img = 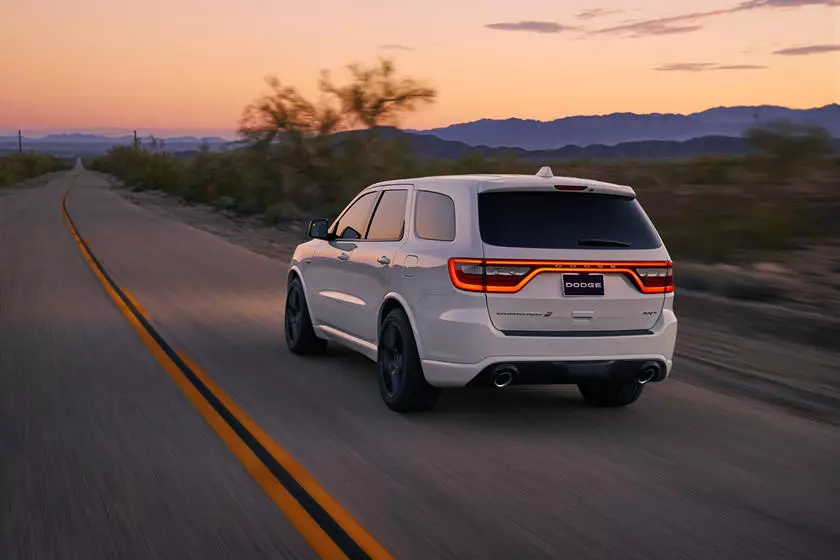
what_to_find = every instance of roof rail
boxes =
[536,166,553,178]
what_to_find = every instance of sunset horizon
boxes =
[3,100,839,140]
[3,0,838,135]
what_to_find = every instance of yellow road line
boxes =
[177,353,395,560]
[61,190,393,560]
[122,288,150,318]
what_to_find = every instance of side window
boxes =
[414,190,456,241]
[333,192,378,240]
[366,190,408,241]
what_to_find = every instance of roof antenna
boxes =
[536,166,553,178]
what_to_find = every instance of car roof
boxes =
[367,168,635,197]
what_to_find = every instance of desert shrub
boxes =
[715,272,790,303]
[263,201,303,224]
[0,154,70,187]
[745,121,834,180]
[212,196,236,211]
[684,158,736,185]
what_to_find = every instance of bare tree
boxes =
[319,58,436,130]
[238,59,437,208]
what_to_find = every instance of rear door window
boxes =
[478,191,661,249]
[366,189,408,241]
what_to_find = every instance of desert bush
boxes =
[745,121,834,180]
[263,201,303,224]
[212,196,236,211]
[715,272,791,303]
[0,154,70,187]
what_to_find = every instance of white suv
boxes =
[285,167,678,412]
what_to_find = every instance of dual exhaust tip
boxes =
[491,361,662,388]
[492,365,517,388]
[637,361,662,385]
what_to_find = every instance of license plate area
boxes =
[562,273,605,296]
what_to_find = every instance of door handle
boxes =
[337,252,349,261]
[377,256,391,265]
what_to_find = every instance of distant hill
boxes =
[0,134,229,156]
[413,104,840,150]
[335,127,840,161]
[3,114,839,161]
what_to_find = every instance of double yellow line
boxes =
[62,190,393,560]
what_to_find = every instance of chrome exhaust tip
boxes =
[492,365,517,388]
[637,361,661,385]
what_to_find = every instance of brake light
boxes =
[635,266,674,291]
[449,259,485,291]
[554,185,588,191]
[448,259,674,294]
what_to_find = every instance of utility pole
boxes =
[133,129,138,148]
[18,130,22,154]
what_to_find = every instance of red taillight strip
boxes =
[448,258,485,291]
[449,258,674,294]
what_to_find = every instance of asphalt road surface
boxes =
[2,167,840,560]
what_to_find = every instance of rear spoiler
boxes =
[479,167,637,198]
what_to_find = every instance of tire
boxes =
[578,379,644,407]
[377,308,439,412]
[284,277,326,355]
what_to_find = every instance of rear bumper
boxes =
[466,358,669,387]
[420,308,677,388]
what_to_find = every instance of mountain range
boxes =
[412,104,840,150]
[2,104,838,159]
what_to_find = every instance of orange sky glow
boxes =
[1,0,838,137]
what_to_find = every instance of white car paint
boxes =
[289,168,677,388]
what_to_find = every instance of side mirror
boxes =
[308,218,331,240]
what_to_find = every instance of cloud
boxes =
[594,8,738,36]
[595,0,838,37]
[576,8,623,20]
[716,64,768,69]
[655,62,766,71]
[654,62,718,72]
[378,44,414,51]
[485,21,577,34]
[741,0,839,7]
[773,44,840,55]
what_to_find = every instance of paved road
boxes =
[3,168,840,559]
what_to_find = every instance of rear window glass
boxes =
[415,191,456,241]
[478,191,661,249]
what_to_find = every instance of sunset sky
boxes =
[2,0,838,137]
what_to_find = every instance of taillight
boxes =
[636,265,674,292]
[484,265,532,287]
[449,258,674,294]
[449,259,485,291]
[448,259,534,292]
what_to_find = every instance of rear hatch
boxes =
[467,185,671,334]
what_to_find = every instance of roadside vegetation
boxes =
[0,154,70,188]
[89,59,840,274]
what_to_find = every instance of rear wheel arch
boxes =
[377,294,424,357]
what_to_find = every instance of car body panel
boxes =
[289,172,678,388]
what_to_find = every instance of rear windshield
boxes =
[478,191,661,249]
